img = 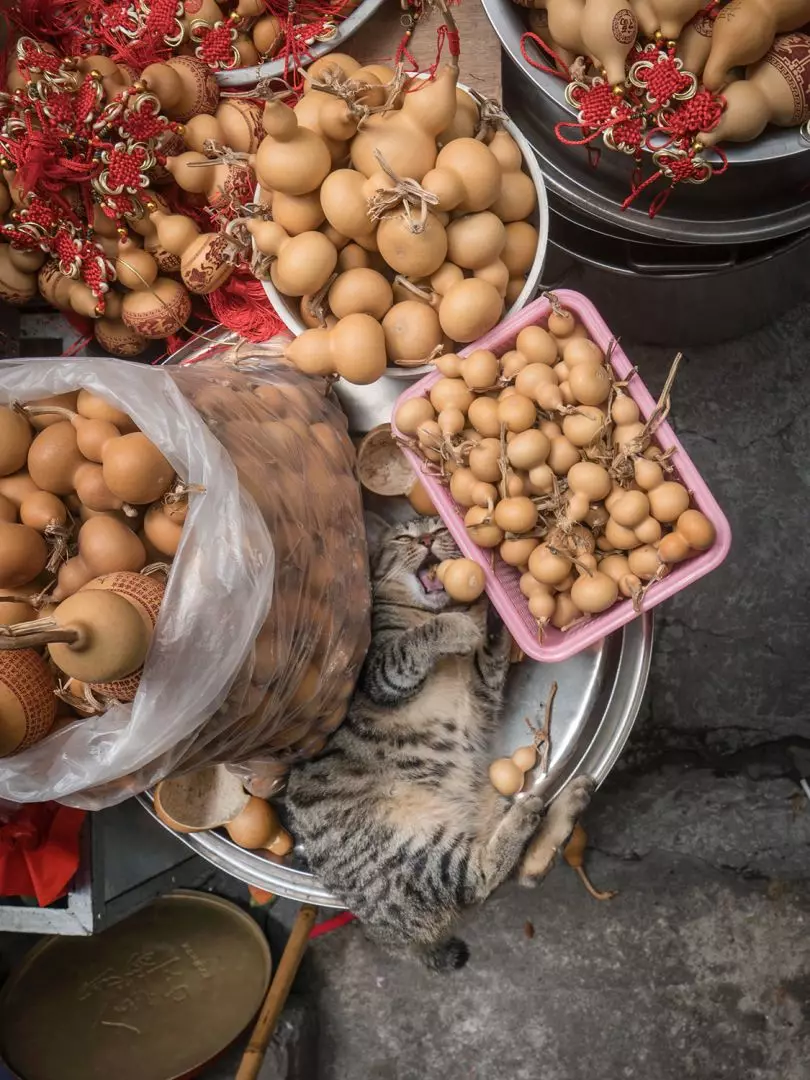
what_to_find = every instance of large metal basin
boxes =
[141,613,652,907]
[484,0,810,244]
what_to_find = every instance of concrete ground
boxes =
[197,299,810,1079]
[1,291,808,1080]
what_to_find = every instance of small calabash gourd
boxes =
[377,210,448,279]
[436,557,486,602]
[381,301,443,365]
[183,112,224,153]
[421,138,502,213]
[318,169,384,242]
[147,207,202,255]
[439,279,504,342]
[94,317,149,358]
[166,151,214,194]
[247,220,337,296]
[255,100,332,196]
[700,34,810,144]
[0,522,49,588]
[328,268,393,321]
[543,0,588,55]
[164,56,220,122]
[77,390,137,431]
[82,570,166,700]
[0,650,56,757]
[141,62,184,110]
[488,131,538,222]
[8,245,46,273]
[19,490,67,532]
[292,94,351,166]
[215,99,264,153]
[143,502,184,556]
[644,0,704,40]
[0,405,33,476]
[564,823,618,900]
[702,0,810,91]
[252,13,284,57]
[38,262,76,311]
[0,246,37,305]
[350,62,460,181]
[115,247,158,291]
[54,517,147,600]
[284,313,388,383]
[0,589,148,684]
[225,795,293,855]
[676,12,714,75]
[581,0,639,85]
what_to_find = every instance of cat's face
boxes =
[371,516,461,612]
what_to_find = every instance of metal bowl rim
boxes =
[215,0,388,87]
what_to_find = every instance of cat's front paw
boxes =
[436,611,484,655]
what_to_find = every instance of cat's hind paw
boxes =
[518,774,595,887]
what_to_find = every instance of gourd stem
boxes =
[15,403,75,421]
[0,617,82,650]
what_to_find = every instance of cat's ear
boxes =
[363,511,390,560]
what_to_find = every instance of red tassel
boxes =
[208,274,287,343]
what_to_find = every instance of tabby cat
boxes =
[285,515,594,971]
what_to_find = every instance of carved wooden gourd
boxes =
[676,12,715,76]
[703,0,810,91]
[700,32,810,144]
[582,0,639,84]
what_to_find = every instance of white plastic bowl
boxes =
[257,77,549,374]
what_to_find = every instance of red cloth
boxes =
[0,803,86,907]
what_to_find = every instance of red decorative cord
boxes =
[520,31,571,80]
[309,911,357,939]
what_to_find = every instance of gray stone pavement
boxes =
[2,294,808,1080]
[202,302,810,1079]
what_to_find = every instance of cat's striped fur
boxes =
[286,516,594,971]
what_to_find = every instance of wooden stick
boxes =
[236,904,318,1080]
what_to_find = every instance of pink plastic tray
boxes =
[392,289,732,663]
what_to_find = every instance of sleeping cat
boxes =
[285,515,594,971]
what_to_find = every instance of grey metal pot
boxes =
[485,0,810,245]
[543,196,810,345]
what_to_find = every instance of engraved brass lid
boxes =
[0,891,271,1080]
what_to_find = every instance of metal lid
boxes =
[0,892,271,1080]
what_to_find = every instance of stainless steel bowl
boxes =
[484,0,810,244]
[216,0,388,88]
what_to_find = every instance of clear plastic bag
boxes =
[0,349,370,808]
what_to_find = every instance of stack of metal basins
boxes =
[482,0,810,345]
